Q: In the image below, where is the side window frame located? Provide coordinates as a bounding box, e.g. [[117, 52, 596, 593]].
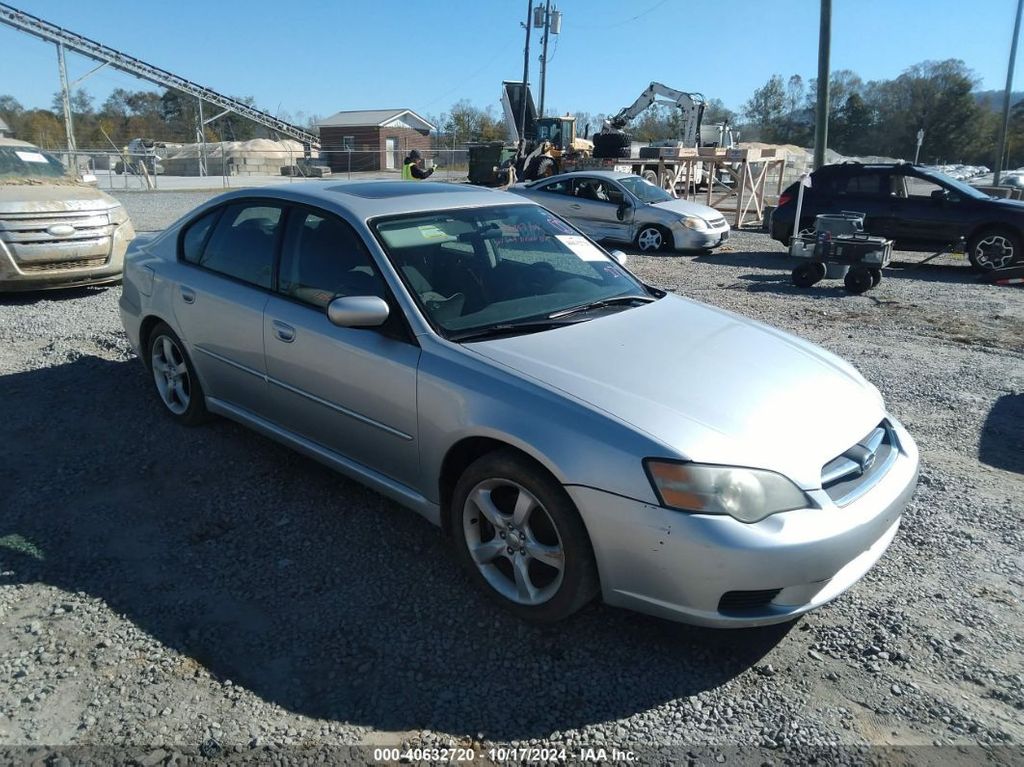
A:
[[274, 202, 417, 345], [175, 198, 288, 291]]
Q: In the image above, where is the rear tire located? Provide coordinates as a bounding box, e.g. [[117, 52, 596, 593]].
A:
[[844, 266, 873, 294], [869, 268, 882, 287], [146, 322, 208, 426], [967, 227, 1021, 271], [450, 450, 599, 623]]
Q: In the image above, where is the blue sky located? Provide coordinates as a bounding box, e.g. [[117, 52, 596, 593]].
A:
[[0, 0, 1021, 124]]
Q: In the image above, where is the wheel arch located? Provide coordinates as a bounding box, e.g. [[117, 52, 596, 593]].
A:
[[966, 221, 1024, 245], [438, 435, 567, 537], [138, 314, 170, 369]]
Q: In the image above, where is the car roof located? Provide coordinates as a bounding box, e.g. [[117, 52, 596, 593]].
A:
[[529, 170, 635, 185], [204, 180, 529, 220]]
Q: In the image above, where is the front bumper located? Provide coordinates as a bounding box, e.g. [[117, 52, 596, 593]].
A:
[[671, 225, 730, 251], [567, 419, 919, 628]]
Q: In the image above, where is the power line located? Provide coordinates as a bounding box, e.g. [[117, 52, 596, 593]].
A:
[[573, 0, 670, 30]]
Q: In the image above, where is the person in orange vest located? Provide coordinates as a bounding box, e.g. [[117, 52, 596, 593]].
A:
[[402, 149, 435, 180]]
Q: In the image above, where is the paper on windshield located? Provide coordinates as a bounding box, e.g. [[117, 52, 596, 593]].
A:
[[15, 151, 48, 164], [556, 234, 608, 262]]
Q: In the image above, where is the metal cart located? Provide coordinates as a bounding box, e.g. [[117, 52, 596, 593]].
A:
[[788, 212, 894, 294]]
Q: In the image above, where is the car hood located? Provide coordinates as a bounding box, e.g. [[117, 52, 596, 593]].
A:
[[468, 295, 884, 489], [0, 183, 120, 215], [649, 198, 723, 221], [981, 195, 1024, 212]]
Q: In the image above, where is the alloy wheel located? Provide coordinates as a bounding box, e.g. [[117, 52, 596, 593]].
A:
[[151, 334, 191, 415], [462, 478, 565, 606], [974, 235, 1015, 270], [637, 227, 664, 252]]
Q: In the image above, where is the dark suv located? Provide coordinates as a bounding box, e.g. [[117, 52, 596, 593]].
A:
[[770, 162, 1024, 271]]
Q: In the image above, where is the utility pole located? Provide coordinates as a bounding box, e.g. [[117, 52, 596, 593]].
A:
[[538, 1, 551, 117], [518, 0, 533, 156], [56, 41, 76, 167], [995, 0, 1024, 185], [536, 3, 563, 118], [813, 0, 831, 170]]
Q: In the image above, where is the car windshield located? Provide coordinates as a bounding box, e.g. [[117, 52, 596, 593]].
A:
[[617, 175, 673, 204], [373, 204, 651, 338], [0, 146, 70, 180], [920, 169, 989, 200]]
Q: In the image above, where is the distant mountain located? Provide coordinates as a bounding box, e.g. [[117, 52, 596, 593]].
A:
[[975, 89, 1024, 110]]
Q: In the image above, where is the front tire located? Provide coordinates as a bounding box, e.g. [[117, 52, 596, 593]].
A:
[[968, 227, 1021, 271], [636, 225, 672, 253], [450, 450, 599, 623], [147, 322, 208, 426]]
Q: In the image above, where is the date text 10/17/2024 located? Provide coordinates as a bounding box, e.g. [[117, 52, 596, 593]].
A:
[[372, 747, 638, 762]]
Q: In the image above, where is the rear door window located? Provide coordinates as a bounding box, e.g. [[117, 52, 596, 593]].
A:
[[833, 173, 891, 198], [197, 203, 284, 288], [537, 179, 572, 195]]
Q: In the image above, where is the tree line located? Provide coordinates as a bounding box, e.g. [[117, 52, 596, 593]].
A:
[[0, 88, 319, 150], [741, 59, 1021, 167], [0, 57, 1019, 169]]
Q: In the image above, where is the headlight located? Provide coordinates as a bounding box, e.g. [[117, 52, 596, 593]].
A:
[[108, 205, 129, 225], [681, 216, 708, 231], [644, 460, 810, 523]]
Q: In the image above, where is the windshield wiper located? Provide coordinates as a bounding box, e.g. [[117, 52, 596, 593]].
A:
[[449, 318, 583, 342], [547, 294, 657, 319]]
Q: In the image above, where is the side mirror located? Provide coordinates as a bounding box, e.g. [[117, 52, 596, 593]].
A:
[[609, 249, 629, 266], [327, 295, 390, 328], [930, 188, 949, 202], [616, 202, 631, 221]]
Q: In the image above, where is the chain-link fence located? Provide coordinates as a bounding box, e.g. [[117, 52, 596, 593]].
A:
[[58, 146, 471, 191]]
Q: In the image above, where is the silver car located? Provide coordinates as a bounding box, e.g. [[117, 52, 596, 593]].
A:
[[119, 181, 918, 627], [512, 170, 731, 253]]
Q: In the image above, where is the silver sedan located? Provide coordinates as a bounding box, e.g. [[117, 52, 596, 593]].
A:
[[120, 180, 917, 627], [512, 170, 731, 252]]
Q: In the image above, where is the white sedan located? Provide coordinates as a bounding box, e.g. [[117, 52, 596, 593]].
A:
[[513, 170, 730, 253]]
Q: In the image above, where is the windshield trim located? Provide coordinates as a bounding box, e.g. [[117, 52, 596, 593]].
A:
[[367, 202, 646, 342]]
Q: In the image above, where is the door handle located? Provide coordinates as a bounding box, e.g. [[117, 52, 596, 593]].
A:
[[272, 320, 296, 343], [180, 286, 196, 304], [569, 203, 582, 210]]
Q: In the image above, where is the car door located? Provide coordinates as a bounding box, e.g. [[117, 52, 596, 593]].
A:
[[262, 206, 421, 488], [570, 177, 631, 243], [173, 201, 282, 416], [527, 177, 576, 220], [888, 170, 967, 249]]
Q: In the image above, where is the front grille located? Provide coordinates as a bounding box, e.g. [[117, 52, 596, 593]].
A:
[[20, 257, 108, 273], [707, 216, 728, 229], [0, 211, 114, 265], [821, 421, 898, 506], [719, 589, 782, 613]]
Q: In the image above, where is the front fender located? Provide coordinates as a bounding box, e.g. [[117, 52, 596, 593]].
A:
[[415, 339, 670, 506]]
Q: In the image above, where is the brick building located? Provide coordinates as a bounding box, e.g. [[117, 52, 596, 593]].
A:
[[317, 109, 435, 173]]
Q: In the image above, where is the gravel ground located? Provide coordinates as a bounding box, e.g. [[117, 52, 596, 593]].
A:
[[0, 191, 1022, 763]]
